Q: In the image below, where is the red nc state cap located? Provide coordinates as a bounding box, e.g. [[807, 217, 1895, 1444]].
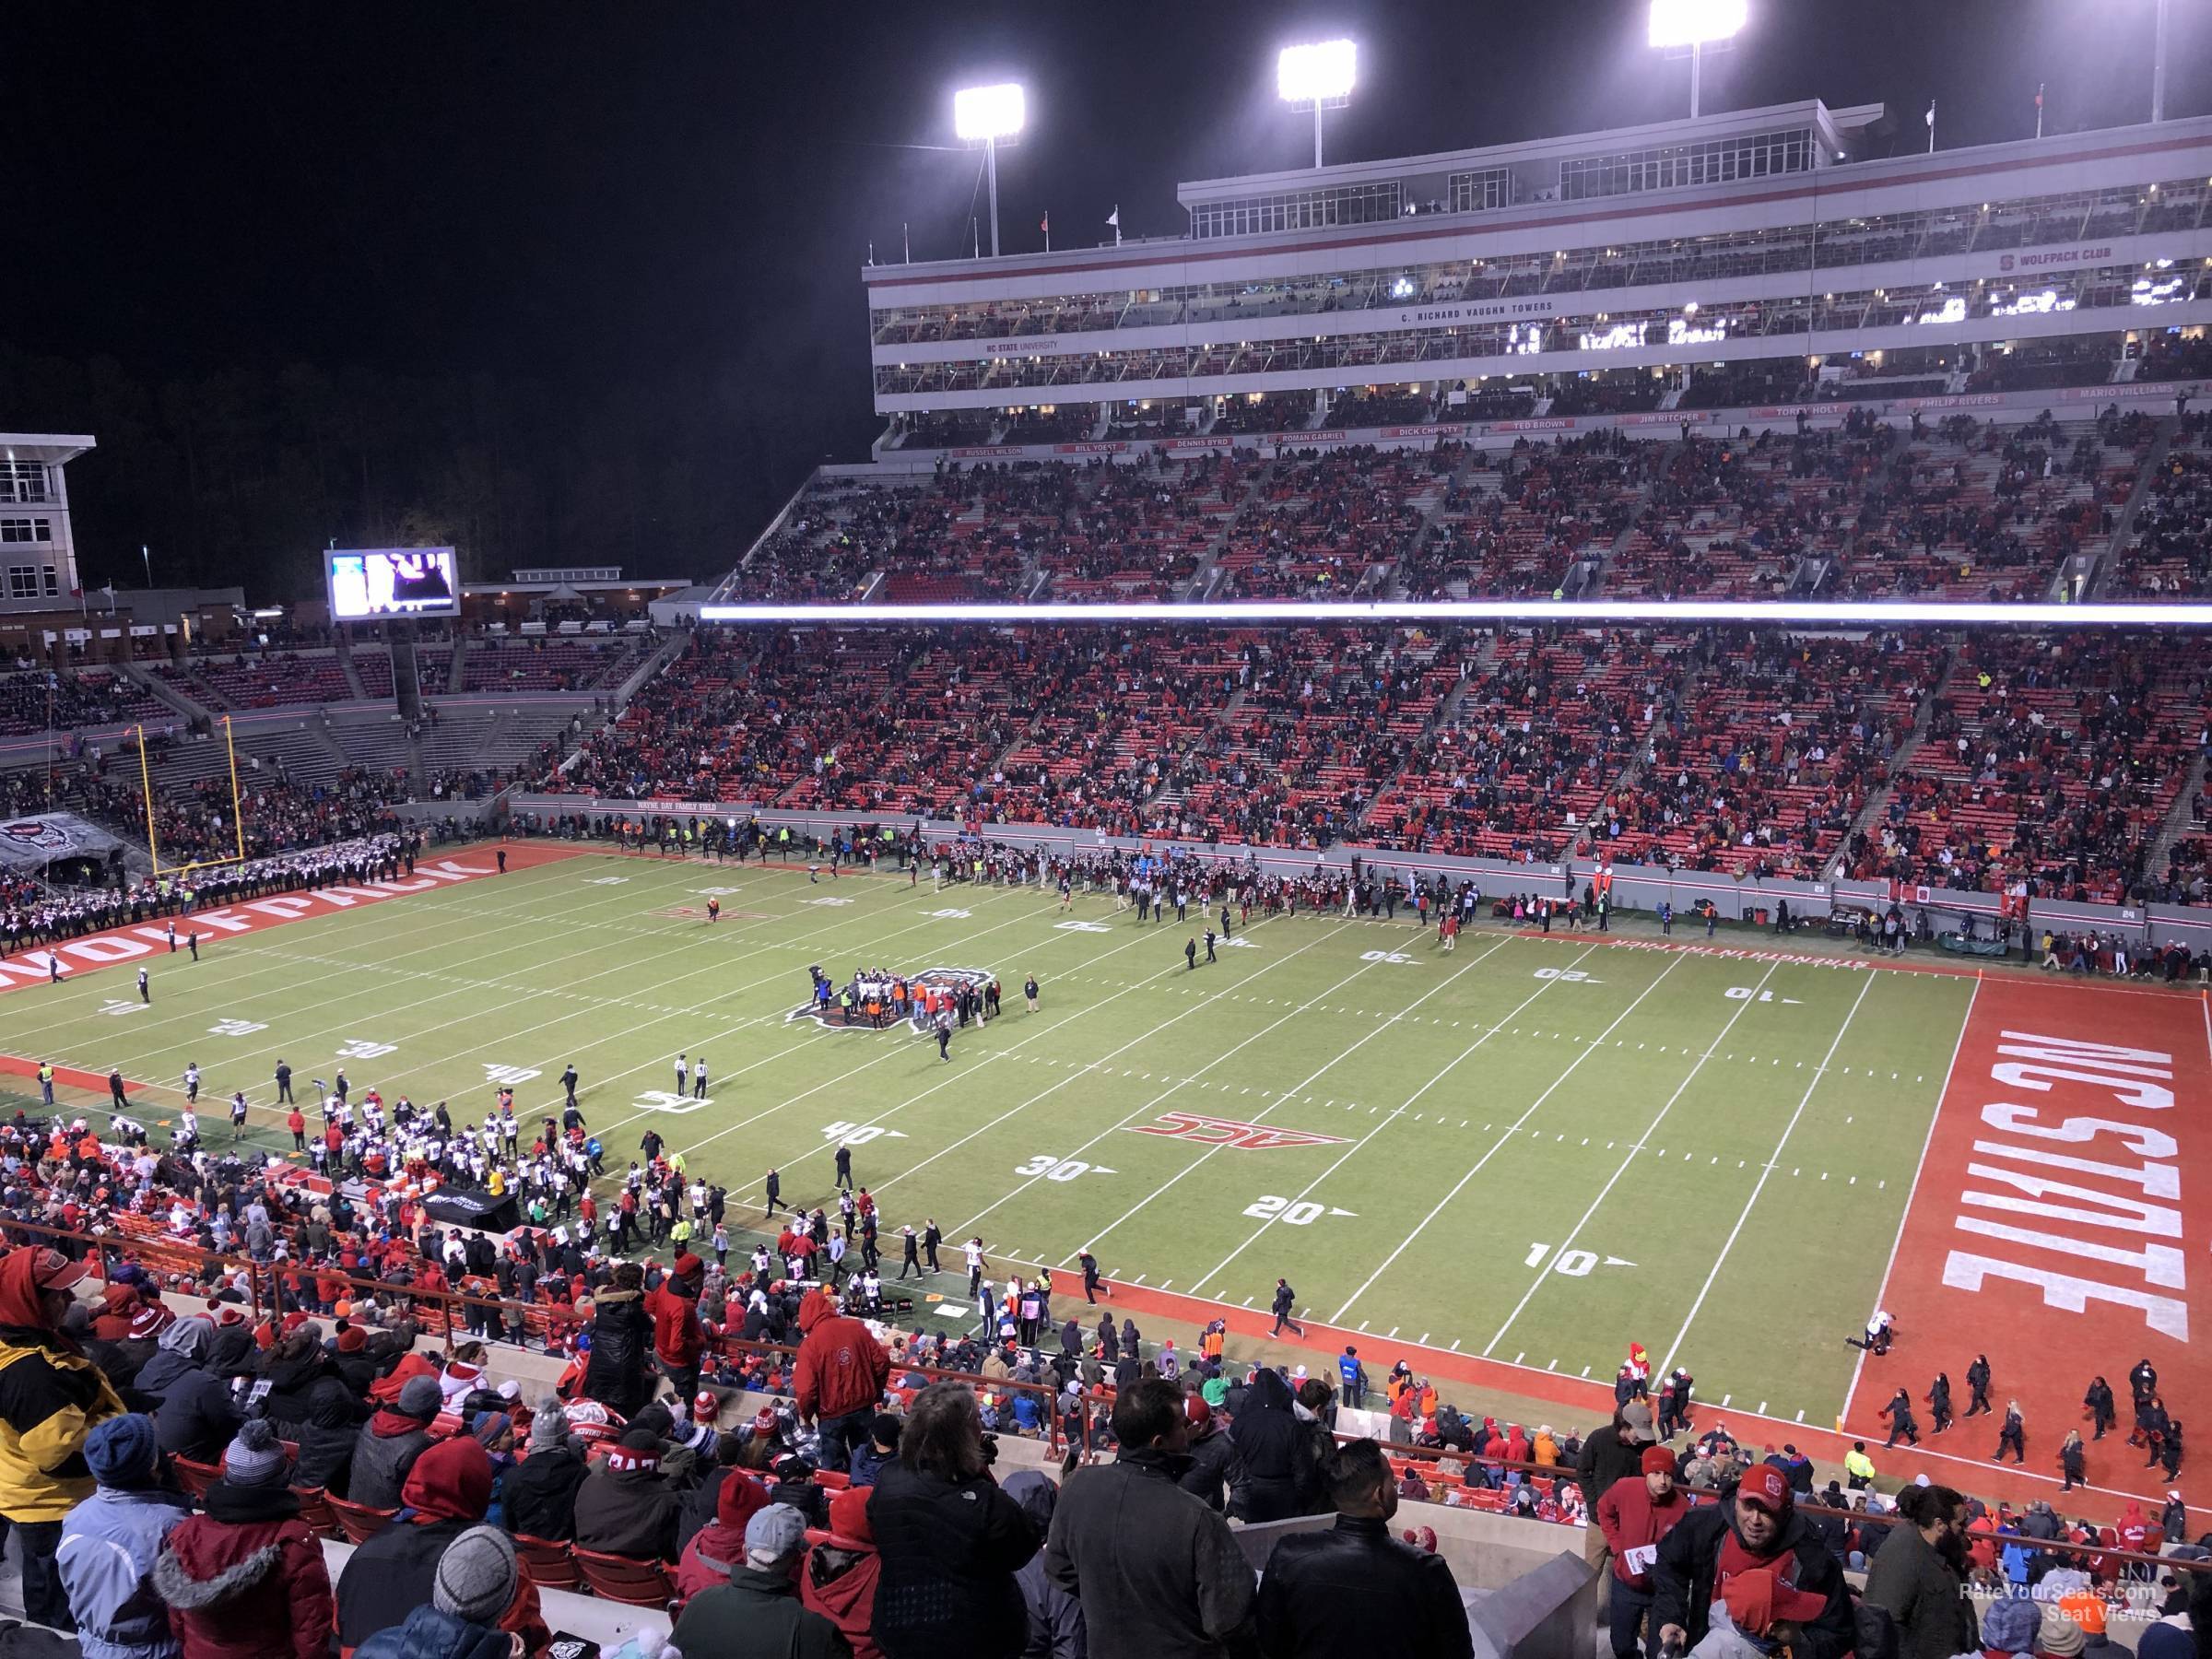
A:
[[1738, 1464, 1794, 1513]]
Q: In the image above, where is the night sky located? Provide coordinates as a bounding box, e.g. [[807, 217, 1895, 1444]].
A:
[[2, 1, 2206, 594]]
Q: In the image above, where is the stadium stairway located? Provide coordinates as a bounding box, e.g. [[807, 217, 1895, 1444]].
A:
[[310, 709, 356, 775], [1174, 458, 1284, 602], [1821, 642, 1954, 882], [1380, 443, 1482, 599], [2085, 416, 2179, 599], [2146, 748, 2210, 880], [125, 660, 208, 724], [333, 634, 370, 700], [440, 634, 466, 693], [1347, 633, 1500, 832]]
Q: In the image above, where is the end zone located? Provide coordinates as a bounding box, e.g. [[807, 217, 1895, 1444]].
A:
[[1845, 976, 2207, 1504]]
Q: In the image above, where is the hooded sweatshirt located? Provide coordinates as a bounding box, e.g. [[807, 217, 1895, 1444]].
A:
[[0, 1249, 128, 1522], [805, 1485, 886, 1659], [132, 1317, 216, 1401], [676, 1471, 771, 1605], [1229, 1370, 1312, 1524], [335, 1437, 545, 1655], [794, 1290, 890, 1422]]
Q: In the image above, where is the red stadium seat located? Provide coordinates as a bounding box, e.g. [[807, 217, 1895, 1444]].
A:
[[512, 1534, 582, 1591], [326, 1495, 399, 1545], [571, 1547, 677, 1608], [292, 1486, 339, 1538], [171, 1456, 220, 1500]]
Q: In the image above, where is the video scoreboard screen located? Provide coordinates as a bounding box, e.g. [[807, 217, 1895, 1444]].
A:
[[327, 547, 461, 620]]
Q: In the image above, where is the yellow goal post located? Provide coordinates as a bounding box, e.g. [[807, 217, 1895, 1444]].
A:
[[135, 714, 247, 881]]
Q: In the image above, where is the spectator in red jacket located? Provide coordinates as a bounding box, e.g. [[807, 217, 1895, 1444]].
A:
[[151, 1419, 334, 1659], [648, 1255, 707, 1406], [804, 1485, 884, 1659], [794, 1289, 890, 1473], [1594, 1445, 1690, 1659], [676, 1470, 771, 1606]]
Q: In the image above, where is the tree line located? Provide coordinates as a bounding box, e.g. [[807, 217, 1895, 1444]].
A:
[[0, 342, 829, 603]]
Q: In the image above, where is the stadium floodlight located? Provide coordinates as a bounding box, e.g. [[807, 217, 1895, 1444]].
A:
[[953, 83, 1026, 258], [1648, 0, 1746, 118], [1277, 40, 1356, 169], [953, 82, 1026, 142]]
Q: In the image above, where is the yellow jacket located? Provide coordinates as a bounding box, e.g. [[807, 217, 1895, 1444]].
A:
[[0, 1329, 127, 1522]]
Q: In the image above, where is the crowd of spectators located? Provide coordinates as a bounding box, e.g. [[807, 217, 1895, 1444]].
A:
[[2111, 413, 2212, 597], [1841, 633, 2202, 904], [0, 1057, 2197, 1658], [541, 611, 2212, 900], [0, 668, 169, 736]]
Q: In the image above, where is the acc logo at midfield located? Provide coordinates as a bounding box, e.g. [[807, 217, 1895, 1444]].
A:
[[785, 965, 995, 1033]]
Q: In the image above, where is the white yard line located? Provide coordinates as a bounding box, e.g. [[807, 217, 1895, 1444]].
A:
[[53, 869, 1021, 1140], [86, 867, 994, 1096], [696, 914, 1346, 1193], [1058, 937, 1521, 1259], [1328, 950, 1689, 1324], [1482, 959, 1781, 1356], [885, 927, 1392, 1227], [1654, 968, 1877, 1378], [4, 853, 690, 1051], [1187, 942, 1597, 1296], [646, 912, 1298, 1181], [1840, 973, 1982, 1424]]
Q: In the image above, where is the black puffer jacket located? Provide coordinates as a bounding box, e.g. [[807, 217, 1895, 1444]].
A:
[[582, 1289, 653, 1417], [1227, 1370, 1312, 1523], [869, 1462, 1036, 1659], [291, 1377, 360, 1496], [503, 1443, 590, 1542], [257, 1348, 338, 1434]]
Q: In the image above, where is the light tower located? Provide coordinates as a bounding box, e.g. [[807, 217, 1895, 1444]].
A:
[[954, 82, 1026, 258], [1648, 0, 1747, 120], [1277, 41, 1357, 169]]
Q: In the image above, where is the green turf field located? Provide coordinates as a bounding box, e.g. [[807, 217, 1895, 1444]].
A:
[[5, 848, 1976, 1425]]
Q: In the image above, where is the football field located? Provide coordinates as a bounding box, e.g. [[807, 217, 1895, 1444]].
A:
[[6, 842, 2203, 1499]]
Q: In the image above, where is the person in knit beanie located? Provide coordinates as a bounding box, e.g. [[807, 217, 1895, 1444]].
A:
[[335, 1437, 502, 1650], [528, 1396, 571, 1453], [60, 1414, 194, 1659], [347, 1371, 443, 1509], [152, 1417, 334, 1659], [222, 1417, 292, 1488], [502, 1394, 589, 1543], [353, 1524, 522, 1659]]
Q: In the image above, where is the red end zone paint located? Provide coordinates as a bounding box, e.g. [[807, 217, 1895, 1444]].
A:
[[1849, 976, 2207, 1504], [0, 841, 586, 994]]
